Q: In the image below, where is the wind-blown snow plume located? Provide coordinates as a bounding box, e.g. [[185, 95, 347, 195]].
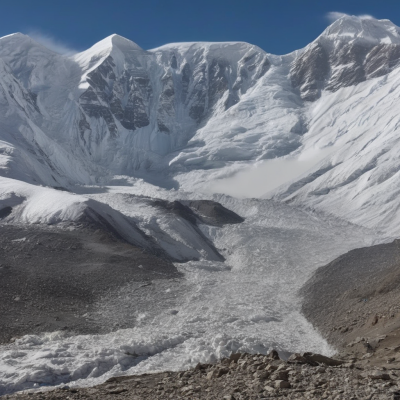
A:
[[326, 11, 375, 22], [27, 30, 78, 55]]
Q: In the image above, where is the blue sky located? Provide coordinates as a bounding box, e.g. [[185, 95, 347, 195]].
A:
[[2, 0, 400, 54]]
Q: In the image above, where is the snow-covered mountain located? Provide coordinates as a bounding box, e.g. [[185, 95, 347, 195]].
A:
[[0, 33, 272, 186], [1, 16, 400, 236]]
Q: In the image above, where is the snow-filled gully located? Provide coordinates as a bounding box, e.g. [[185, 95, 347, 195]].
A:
[[0, 191, 382, 395]]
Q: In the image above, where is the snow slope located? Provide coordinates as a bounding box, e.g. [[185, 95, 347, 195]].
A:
[[273, 63, 400, 236]]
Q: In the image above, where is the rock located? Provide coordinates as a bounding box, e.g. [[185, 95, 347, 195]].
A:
[[275, 380, 291, 389], [6, 351, 400, 399], [347, 337, 365, 347], [263, 385, 275, 393], [206, 371, 215, 380], [180, 385, 194, 393], [269, 359, 285, 367], [268, 349, 280, 360], [271, 370, 289, 381], [361, 353, 373, 359], [207, 368, 229, 379], [194, 362, 207, 370], [252, 383, 264, 393], [302, 352, 344, 366], [277, 364, 289, 371], [107, 387, 128, 394], [266, 364, 278, 372], [343, 362, 355, 368], [229, 353, 242, 363], [288, 353, 308, 364], [366, 371, 391, 380], [217, 368, 229, 377], [253, 371, 269, 380], [316, 378, 328, 386]]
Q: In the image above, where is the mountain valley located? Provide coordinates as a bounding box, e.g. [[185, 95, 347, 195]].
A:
[[1, 15, 400, 398]]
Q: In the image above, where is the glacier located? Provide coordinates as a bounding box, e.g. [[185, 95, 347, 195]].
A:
[[1, 14, 400, 394], [0, 179, 382, 394]]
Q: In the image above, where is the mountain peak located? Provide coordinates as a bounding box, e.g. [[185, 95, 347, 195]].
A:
[[89, 34, 143, 54], [322, 15, 400, 44], [0, 32, 58, 60], [0, 32, 27, 40], [0, 32, 35, 48], [73, 34, 144, 73]]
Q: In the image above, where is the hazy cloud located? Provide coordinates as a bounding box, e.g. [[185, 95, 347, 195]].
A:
[[28, 31, 78, 55], [326, 11, 375, 23]]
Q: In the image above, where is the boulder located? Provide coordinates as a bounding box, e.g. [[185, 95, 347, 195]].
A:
[[275, 380, 291, 389], [302, 352, 344, 366], [268, 350, 280, 360], [366, 371, 391, 380], [229, 353, 242, 363], [287, 353, 308, 364]]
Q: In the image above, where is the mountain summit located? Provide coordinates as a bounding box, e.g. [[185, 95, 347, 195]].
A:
[[323, 15, 400, 43]]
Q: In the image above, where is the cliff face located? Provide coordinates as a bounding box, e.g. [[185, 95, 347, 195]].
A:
[[291, 17, 400, 100]]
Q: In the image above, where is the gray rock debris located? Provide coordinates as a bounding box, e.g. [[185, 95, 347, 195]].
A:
[[7, 350, 400, 399]]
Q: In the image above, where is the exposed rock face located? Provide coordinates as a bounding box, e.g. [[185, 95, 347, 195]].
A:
[[153, 42, 270, 129], [157, 72, 175, 133], [291, 42, 329, 101], [291, 16, 400, 100], [184, 200, 245, 226], [76, 38, 271, 145], [79, 54, 152, 137]]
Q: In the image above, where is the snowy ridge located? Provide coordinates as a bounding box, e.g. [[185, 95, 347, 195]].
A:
[[0, 177, 224, 261], [322, 16, 400, 43]]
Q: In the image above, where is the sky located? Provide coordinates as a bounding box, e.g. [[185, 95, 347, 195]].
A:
[[1, 0, 400, 54]]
